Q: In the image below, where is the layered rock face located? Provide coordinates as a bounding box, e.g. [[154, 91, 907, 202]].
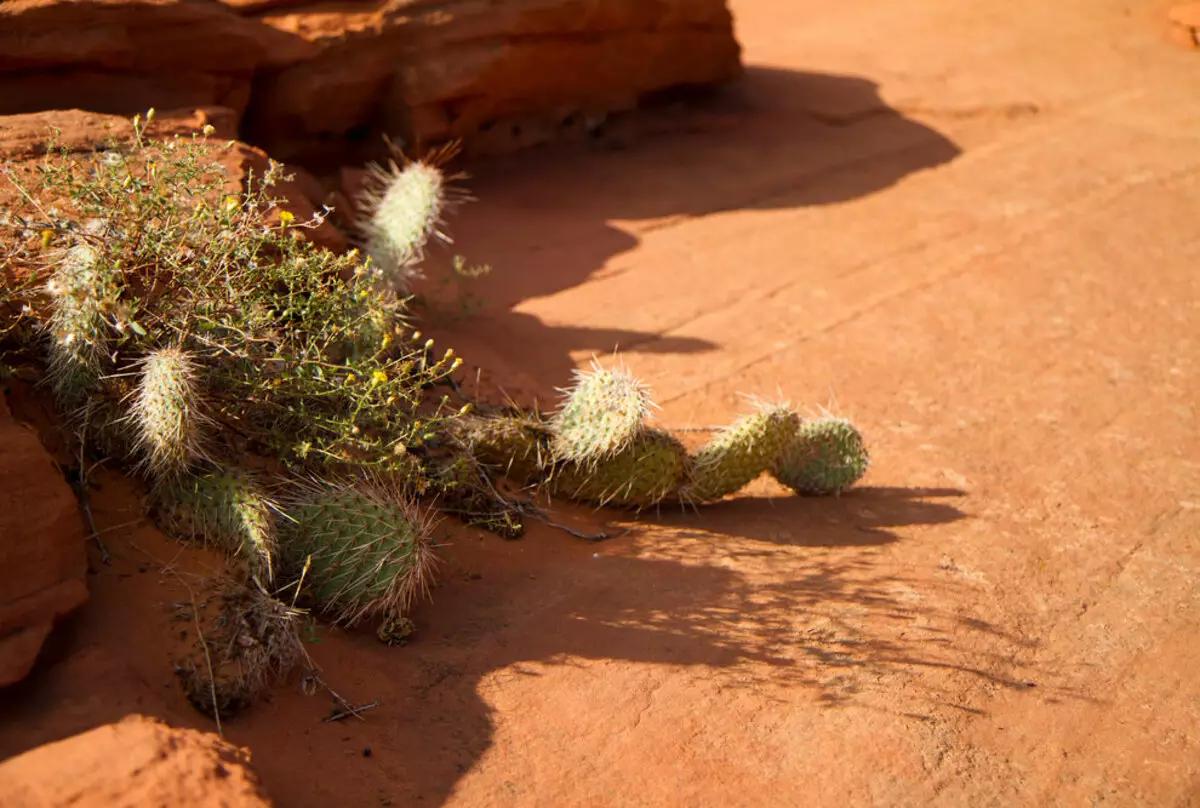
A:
[[0, 0, 742, 170], [0, 394, 88, 688]]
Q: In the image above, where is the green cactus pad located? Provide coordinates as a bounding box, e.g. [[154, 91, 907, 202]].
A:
[[280, 482, 438, 628], [550, 361, 654, 465], [551, 428, 688, 510], [129, 346, 210, 480], [154, 468, 279, 584], [684, 403, 801, 503], [457, 413, 552, 485], [771, 417, 870, 496]]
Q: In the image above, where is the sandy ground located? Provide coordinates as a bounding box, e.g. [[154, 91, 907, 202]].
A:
[[2, 0, 1198, 806]]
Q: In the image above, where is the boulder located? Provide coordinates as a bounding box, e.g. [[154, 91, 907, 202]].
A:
[[0, 393, 88, 688], [0, 714, 274, 807], [0, 1, 741, 171]]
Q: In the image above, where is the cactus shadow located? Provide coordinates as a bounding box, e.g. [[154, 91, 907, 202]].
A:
[[0, 477, 1089, 808], [644, 485, 970, 547], [429, 65, 963, 403]]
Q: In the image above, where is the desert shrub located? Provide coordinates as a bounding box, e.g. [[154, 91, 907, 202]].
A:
[[1, 114, 466, 478]]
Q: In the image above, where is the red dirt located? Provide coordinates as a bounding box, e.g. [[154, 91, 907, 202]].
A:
[[3, 0, 1199, 805]]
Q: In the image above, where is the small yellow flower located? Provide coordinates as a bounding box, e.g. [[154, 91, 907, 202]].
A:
[[224, 195, 239, 212], [40, 230, 53, 250], [345, 373, 358, 386], [278, 210, 295, 227], [372, 370, 388, 385], [201, 124, 216, 138]]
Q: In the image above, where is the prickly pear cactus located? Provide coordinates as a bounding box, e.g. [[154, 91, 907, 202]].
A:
[[684, 402, 801, 503], [550, 428, 689, 510], [771, 417, 870, 496], [130, 346, 210, 480], [550, 361, 654, 466], [280, 481, 438, 635], [154, 468, 279, 584], [456, 412, 552, 485]]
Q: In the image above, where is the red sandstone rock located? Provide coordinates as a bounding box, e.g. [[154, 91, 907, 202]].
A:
[[0, 0, 316, 120], [0, 394, 88, 688], [0, 1, 741, 170], [246, 0, 742, 168], [0, 714, 274, 807]]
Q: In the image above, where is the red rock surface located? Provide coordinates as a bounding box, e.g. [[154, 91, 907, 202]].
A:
[[1, 0, 1197, 806], [0, 394, 87, 688], [0, 714, 274, 807], [1168, 3, 1200, 47], [0, 0, 741, 171]]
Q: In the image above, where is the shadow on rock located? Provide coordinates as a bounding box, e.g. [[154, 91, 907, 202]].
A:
[[0, 474, 1080, 808], [649, 485, 970, 546], [425, 66, 963, 402]]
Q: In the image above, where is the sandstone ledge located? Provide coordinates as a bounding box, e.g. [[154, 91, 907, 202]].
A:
[[0, 1, 742, 171]]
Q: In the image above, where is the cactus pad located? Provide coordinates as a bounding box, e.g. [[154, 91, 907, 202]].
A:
[[355, 142, 466, 293], [456, 412, 552, 485], [154, 468, 279, 583], [281, 481, 439, 628], [44, 244, 111, 410], [550, 428, 688, 510], [551, 361, 655, 465], [771, 417, 870, 496], [129, 346, 210, 480], [684, 402, 801, 503]]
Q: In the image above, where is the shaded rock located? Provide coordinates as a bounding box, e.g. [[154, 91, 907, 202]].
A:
[[0, 0, 317, 120], [0, 714, 274, 807], [0, 394, 88, 688], [246, 0, 743, 169]]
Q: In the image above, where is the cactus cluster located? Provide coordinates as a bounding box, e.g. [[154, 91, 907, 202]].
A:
[[1, 110, 877, 721], [0, 113, 485, 711], [460, 362, 871, 510]]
